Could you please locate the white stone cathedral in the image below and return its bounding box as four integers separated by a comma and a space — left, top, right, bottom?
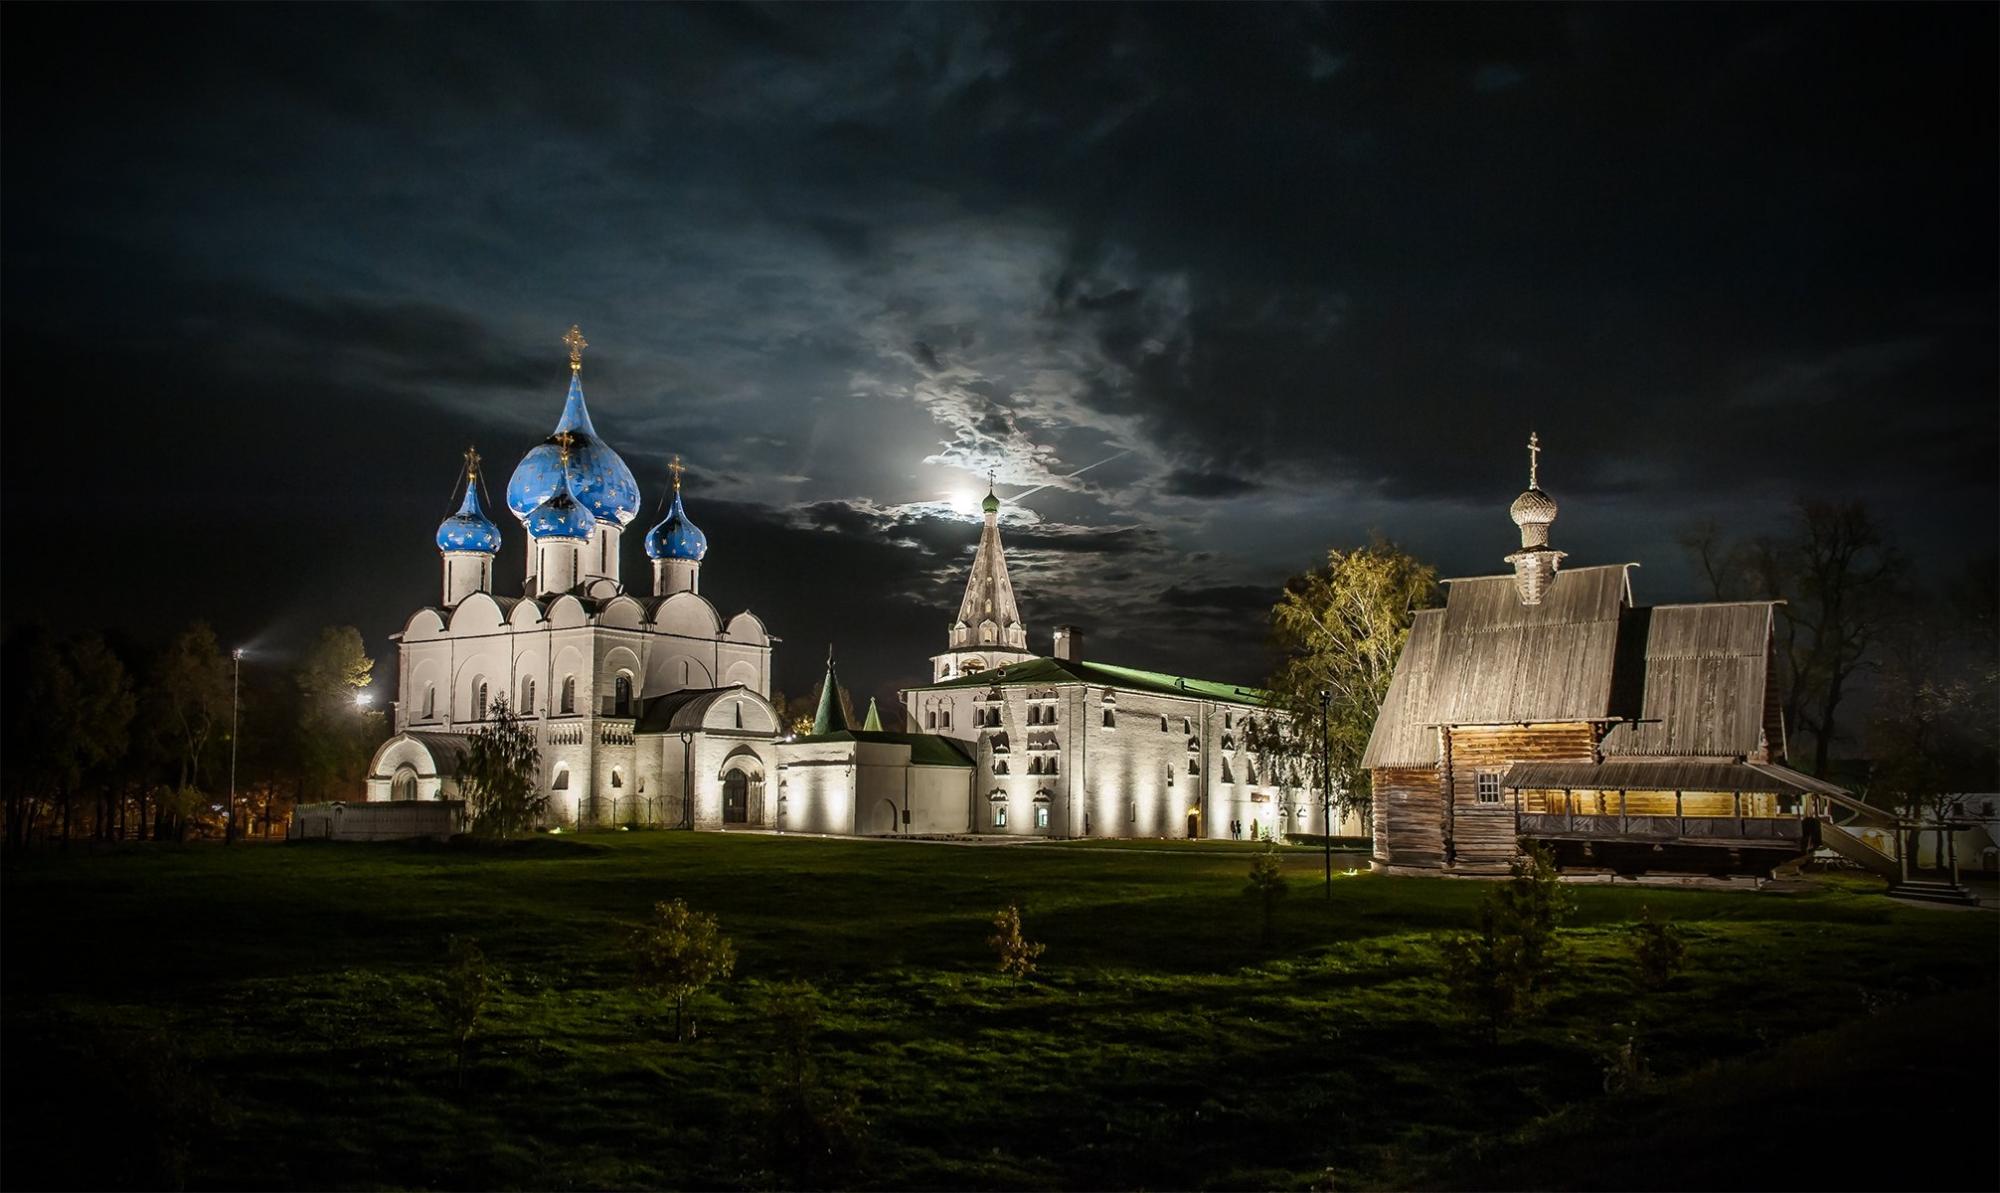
360, 327, 1359, 842
364, 327, 786, 829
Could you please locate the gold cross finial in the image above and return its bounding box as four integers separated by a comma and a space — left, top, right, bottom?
563, 324, 588, 373
553, 430, 575, 468
1527, 431, 1541, 489
669, 454, 685, 493
464, 445, 481, 480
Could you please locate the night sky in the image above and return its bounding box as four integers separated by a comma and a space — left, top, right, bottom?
4, 4, 1994, 708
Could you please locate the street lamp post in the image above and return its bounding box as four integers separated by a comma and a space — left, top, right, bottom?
227, 647, 243, 845
1319, 688, 1332, 900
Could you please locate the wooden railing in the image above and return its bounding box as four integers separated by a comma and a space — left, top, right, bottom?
1517, 811, 1813, 848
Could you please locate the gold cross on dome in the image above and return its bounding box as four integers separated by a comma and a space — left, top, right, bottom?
563, 324, 588, 373
669, 454, 685, 492
553, 430, 576, 467
464, 444, 482, 480
1527, 431, 1541, 489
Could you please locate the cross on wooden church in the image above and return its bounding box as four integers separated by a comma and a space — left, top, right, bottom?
1527, 431, 1541, 489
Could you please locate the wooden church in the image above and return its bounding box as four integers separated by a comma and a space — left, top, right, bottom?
1361, 436, 1861, 877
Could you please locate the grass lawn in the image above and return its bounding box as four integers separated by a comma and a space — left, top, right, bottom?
3, 833, 1994, 1191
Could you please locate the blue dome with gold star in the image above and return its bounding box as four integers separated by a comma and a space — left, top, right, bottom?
525, 484, 596, 541
645, 489, 707, 561
506, 346, 640, 527
436, 470, 502, 554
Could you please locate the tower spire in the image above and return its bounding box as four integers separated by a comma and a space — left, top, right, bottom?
812, 646, 849, 736
563, 324, 588, 374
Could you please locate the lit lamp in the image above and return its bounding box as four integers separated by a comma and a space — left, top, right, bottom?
355, 691, 374, 708
228, 648, 244, 845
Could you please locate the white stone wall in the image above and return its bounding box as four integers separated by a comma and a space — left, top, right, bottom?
906, 678, 1347, 841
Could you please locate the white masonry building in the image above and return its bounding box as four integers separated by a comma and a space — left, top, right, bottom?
363, 328, 787, 829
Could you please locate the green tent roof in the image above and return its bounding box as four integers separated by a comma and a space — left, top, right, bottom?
907, 656, 1274, 706
812, 649, 848, 736
862, 697, 883, 731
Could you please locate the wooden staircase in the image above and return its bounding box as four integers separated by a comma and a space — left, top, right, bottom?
1885, 878, 1979, 906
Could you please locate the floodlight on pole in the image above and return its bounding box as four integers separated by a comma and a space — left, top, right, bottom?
355, 691, 374, 708
1319, 688, 1332, 900
227, 648, 243, 846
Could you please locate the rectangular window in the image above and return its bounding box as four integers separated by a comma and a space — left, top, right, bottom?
1102, 709, 1115, 729
992, 805, 1007, 828
1476, 772, 1502, 804
1034, 806, 1049, 829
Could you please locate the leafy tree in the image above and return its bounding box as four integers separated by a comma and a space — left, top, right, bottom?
295, 625, 385, 805
630, 898, 737, 1042
1244, 841, 1288, 945
457, 697, 545, 837
755, 981, 866, 1188
154, 623, 231, 839
61, 633, 136, 846
986, 903, 1045, 979
1267, 538, 1438, 827
1629, 906, 1686, 989
431, 935, 491, 1089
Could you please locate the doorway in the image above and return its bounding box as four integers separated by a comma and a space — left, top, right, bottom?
1186, 809, 1200, 839
873, 799, 899, 835
723, 772, 749, 824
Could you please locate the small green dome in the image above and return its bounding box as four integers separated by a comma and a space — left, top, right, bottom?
981, 489, 1000, 515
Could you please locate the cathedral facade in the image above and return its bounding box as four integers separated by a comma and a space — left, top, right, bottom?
364, 329, 786, 830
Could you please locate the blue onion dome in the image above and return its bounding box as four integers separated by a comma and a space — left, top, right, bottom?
506, 371, 640, 527
525, 485, 596, 540
436, 453, 502, 554
645, 488, 708, 561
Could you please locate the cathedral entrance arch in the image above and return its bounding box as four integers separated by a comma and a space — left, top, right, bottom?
1186, 808, 1201, 840
722, 772, 749, 824
718, 748, 766, 827
871, 799, 899, 835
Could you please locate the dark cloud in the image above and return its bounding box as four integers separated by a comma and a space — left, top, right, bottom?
3, 3, 1994, 707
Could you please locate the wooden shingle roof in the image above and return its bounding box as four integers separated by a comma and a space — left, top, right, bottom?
1600, 603, 1778, 759
1362, 565, 1632, 769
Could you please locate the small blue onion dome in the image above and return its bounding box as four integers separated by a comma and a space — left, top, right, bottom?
645, 488, 707, 561
506, 373, 640, 527
436, 473, 503, 554
525, 485, 596, 541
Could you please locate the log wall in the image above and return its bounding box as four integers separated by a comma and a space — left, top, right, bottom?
1443, 723, 1597, 870
1372, 766, 1445, 868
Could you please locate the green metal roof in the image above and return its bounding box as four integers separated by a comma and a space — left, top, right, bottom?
788, 730, 975, 768
908, 656, 1275, 706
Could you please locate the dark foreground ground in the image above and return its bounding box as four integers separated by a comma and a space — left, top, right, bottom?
3, 833, 1994, 1191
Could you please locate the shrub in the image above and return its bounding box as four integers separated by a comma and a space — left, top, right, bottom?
756, 981, 866, 1188
1601, 1029, 1653, 1094
1629, 905, 1687, 989
1443, 843, 1574, 1036
631, 898, 737, 1041
1442, 902, 1529, 1039
1245, 841, 1289, 945
431, 935, 490, 1088
987, 904, 1046, 979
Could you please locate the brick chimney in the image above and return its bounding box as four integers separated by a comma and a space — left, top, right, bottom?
1052, 625, 1083, 662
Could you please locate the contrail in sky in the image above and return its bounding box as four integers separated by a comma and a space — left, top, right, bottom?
1002, 449, 1131, 504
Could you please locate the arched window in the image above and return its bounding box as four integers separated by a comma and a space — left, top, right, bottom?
940, 706, 952, 729
1221, 758, 1234, 783
1045, 756, 1058, 775
1181, 717, 1192, 734
1102, 708, 1116, 729
994, 760, 1009, 775
734, 703, 744, 729
681, 659, 691, 684
1189, 759, 1200, 776
474, 679, 489, 721
1028, 757, 1042, 775
1045, 704, 1057, 725
614, 673, 633, 717
422, 684, 436, 720
561, 675, 576, 714
520, 677, 536, 716
610, 768, 623, 788
1160, 715, 1169, 732
926, 707, 937, 729
551, 764, 570, 790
